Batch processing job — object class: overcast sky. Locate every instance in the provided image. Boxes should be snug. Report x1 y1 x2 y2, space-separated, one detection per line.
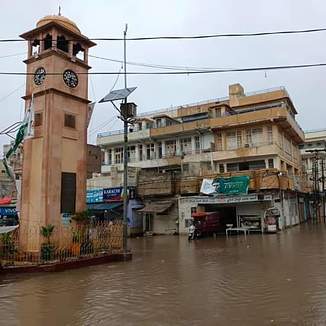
1 0 326 154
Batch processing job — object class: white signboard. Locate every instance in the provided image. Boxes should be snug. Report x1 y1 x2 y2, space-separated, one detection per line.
180 194 272 205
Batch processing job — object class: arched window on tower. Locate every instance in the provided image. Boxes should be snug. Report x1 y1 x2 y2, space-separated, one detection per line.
31 39 40 55
44 34 52 50
57 35 68 53
73 43 85 61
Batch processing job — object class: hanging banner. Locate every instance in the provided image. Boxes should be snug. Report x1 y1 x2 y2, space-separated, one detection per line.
86 189 103 204
103 187 123 202
201 176 250 195
0 207 16 217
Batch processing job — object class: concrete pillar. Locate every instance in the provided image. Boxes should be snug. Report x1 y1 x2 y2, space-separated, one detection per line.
135 145 140 161
28 41 32 57
191 136 196 154
111 149 115 164
162 141 166 158
176 138 181 156
104 150 109 165
84 48 88 64
39 33 44 52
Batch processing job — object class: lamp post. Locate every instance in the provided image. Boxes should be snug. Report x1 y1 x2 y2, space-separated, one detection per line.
99 87 137 251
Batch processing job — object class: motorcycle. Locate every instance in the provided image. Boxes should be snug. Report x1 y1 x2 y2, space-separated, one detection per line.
188 225 196 240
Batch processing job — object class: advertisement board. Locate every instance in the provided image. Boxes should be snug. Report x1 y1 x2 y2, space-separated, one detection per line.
86 189 103 204
103 187 123 202
201 176 250 195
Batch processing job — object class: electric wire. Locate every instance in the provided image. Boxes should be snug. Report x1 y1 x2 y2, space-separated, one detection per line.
3 27 326 42
89 54 220 71
2 62 326 75
0 52 26 59
0 83 25 103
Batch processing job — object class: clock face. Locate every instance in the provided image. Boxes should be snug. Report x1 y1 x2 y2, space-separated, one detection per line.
63 69 78 88
34 67 46 85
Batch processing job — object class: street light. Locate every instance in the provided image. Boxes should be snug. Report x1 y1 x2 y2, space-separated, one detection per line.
99 86 137 251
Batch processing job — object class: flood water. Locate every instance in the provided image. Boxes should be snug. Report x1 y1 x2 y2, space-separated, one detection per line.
1 224 326 325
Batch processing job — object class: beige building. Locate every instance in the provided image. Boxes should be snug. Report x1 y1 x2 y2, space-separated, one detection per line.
95 84 307 234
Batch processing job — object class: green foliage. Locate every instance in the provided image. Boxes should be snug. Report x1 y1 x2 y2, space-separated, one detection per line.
40 243 55 261
71 210 91 224
40 224 55 244
0 233 16 257
72 229 83 243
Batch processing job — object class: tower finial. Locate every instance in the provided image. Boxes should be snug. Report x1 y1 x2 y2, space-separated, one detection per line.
58 5 61 16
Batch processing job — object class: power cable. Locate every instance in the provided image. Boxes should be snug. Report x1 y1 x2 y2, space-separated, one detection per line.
0 52 26 59
3 27 326 42
2 62 326 75
0 83 25 103
89 54 219 71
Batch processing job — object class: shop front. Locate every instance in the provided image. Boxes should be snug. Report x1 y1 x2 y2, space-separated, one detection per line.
178 194 273 234
137 200 178 235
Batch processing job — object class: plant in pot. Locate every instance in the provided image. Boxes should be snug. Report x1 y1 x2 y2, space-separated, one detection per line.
40 224 55 261
0 232 16 259
71 229 82 256
71 210 94 256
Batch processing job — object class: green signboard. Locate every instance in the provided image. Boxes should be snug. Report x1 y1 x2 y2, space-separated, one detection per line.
212 176 250 195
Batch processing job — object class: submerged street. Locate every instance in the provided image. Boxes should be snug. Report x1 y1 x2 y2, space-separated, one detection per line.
1 224 326 325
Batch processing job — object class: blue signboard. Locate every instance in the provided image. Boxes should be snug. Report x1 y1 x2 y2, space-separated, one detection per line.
86 189 103 204
103 187 122 202
0 207 17 217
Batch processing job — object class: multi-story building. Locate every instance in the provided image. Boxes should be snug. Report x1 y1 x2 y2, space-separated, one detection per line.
301 129 326 218
95 83 308 234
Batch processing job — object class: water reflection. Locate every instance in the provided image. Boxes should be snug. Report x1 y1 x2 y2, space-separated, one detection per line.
1 224 326 325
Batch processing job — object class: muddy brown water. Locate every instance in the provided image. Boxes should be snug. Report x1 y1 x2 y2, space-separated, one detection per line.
1 224 326 325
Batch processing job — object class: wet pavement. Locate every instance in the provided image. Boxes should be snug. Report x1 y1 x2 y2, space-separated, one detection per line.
1 224 326 325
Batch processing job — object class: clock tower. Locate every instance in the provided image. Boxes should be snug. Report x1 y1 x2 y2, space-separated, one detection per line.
19 15 96 251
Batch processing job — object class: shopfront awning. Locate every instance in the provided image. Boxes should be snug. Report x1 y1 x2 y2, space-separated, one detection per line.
138 201 173 214
87 202 123 211
0 225 19 234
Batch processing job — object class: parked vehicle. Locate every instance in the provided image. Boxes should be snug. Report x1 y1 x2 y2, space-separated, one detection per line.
191 211 223 237
188 224 196 240
264 207 280 233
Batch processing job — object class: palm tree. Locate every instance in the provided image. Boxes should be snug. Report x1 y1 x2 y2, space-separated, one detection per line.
40 224 55 244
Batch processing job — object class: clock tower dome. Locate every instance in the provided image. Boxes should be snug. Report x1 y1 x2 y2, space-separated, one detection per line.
19 15 96 251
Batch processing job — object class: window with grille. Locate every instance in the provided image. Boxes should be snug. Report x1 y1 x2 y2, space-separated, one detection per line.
251 128 263 146
268 159 274 168
180 137 192 154
165 140 176 157
226 132 237 150
64 113 76 129
215 133 223 151
146 143 155 160
237 130 242 148
115 148 123 164
127 146 136 162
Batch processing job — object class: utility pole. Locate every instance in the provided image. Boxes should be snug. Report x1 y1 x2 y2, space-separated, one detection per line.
320 157 325 222
99 24 137 252
306 148 326 223
122 24 128 251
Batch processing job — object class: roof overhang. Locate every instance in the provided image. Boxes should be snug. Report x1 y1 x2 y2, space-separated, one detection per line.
20 21 96 48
